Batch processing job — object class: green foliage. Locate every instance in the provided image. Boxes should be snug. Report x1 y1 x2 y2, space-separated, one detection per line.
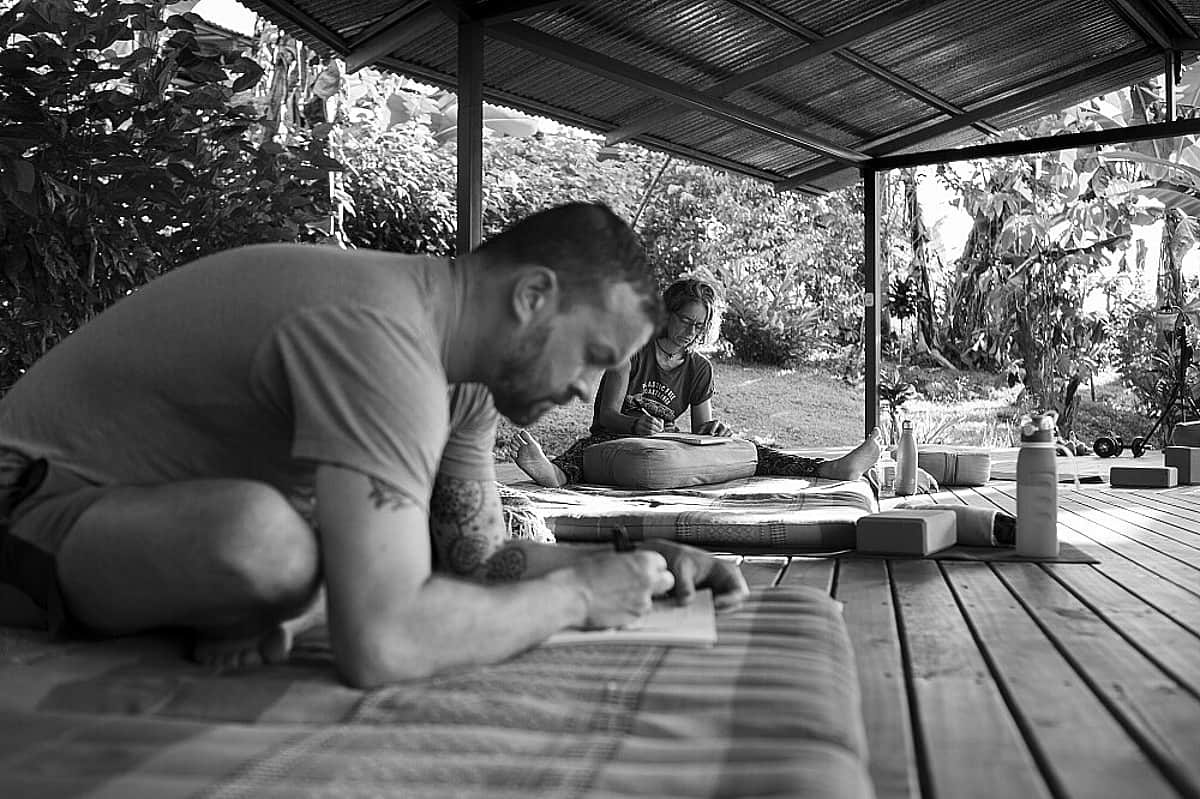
0 0 334 391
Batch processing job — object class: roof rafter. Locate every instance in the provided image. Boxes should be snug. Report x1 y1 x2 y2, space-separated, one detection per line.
487 21 868 163
606 0 961 146
725 0 1000 137
245 0 346 52
776 44 1154 191
868 114 1200 170
472 0 583 22
371 52 794 184
1107 0 1176 49
346 7 444 72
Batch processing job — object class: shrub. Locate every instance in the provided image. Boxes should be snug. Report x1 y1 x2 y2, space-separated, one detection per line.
0 0 334 391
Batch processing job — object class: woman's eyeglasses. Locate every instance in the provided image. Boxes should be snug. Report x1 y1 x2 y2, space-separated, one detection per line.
672 311 707 332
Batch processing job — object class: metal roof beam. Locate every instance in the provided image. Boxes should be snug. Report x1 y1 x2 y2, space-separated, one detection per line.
726 0 999 137
1107 0 1174 49
371 54 792 184
244 0 346 53
488 21 867 164
472 1 584 21
867 115 1200 171
346 7 444 72
606 0 958 145
775 45 1153 191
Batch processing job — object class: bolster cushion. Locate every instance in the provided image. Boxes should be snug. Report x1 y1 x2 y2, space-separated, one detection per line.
916 447 992 486
582 436 759 489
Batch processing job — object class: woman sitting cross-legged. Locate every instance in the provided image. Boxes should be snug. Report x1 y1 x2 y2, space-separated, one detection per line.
515 277 890 489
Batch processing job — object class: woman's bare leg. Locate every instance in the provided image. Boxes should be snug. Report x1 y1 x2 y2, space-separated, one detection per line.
817 427 883 480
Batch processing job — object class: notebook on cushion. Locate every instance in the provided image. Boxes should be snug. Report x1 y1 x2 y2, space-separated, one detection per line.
652 432 730 446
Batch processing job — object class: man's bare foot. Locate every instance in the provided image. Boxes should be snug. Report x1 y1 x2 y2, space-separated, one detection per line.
193 595 326 670
818 427 883 481
514 430 567 487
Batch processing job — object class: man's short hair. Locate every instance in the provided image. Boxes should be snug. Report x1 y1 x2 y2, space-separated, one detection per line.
476 202 662 323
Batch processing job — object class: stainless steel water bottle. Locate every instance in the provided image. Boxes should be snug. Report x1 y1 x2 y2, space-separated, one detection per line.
895 420 918 496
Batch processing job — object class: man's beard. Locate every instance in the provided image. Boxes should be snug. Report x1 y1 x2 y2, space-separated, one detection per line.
491 320 556 427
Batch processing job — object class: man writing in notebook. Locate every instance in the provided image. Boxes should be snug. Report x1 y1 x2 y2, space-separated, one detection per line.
0 202 749 688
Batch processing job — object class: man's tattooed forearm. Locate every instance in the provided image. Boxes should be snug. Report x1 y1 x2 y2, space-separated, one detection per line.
485 546 528 582
367 476 414 511
447 534 490 574
430 476 484 525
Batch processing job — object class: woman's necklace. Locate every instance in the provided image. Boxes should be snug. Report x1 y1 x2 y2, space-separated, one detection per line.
655 338 683 369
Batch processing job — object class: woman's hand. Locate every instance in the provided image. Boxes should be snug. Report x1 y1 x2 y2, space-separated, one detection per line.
631 412 664 436
697 419 733 437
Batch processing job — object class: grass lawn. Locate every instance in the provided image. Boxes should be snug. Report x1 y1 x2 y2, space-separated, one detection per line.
494 359 1154 461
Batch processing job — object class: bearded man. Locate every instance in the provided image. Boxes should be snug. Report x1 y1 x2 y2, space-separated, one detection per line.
0 202 748 688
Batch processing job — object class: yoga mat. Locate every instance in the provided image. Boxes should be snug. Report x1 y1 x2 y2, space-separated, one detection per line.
847 541 1097 564
988 447 1165 484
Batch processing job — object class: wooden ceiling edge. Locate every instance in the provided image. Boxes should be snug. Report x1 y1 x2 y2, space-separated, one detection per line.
606 0 972 146
486 21 866 164
775 45 1156 191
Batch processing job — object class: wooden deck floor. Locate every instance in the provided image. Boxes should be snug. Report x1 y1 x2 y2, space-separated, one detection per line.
734 481 1200 799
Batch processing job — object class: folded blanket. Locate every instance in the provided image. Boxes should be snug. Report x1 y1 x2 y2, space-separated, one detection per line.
507 476 878 553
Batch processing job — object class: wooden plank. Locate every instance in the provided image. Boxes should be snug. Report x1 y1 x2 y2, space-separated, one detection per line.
1066 490 1200 565
1048 562 1200 699
1086 488 1200 551
946 562 1180 798
835 559 920 799
891 559 1051 799
1055 492 1200 591
739 556 787 588
998 563 1200 795
775 556 836 593
988 484 1200 635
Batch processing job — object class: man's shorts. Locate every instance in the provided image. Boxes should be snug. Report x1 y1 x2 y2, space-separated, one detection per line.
0 447 108 636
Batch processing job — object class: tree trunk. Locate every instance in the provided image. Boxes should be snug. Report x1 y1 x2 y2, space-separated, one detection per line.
902 168 938 351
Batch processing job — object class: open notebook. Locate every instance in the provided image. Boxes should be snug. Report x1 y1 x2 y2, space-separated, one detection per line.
651 432 730 446
542 589 717 647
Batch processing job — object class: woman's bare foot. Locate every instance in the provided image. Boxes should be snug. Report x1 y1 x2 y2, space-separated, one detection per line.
818 427 883 481
514 430 567 487
193 594 326 670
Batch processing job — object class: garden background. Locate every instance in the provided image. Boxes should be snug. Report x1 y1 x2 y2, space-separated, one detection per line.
4 0 1200 460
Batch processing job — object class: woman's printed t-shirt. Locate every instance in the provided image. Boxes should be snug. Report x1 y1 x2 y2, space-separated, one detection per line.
591 340 714 434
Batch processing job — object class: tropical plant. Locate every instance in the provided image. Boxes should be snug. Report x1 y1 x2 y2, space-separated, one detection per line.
0 0 335 390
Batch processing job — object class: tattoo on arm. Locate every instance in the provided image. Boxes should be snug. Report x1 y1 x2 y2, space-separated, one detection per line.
368 476 415 511
429 474 507 577
485 546 528 582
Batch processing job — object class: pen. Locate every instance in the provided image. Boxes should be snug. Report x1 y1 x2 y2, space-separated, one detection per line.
611 525 637 552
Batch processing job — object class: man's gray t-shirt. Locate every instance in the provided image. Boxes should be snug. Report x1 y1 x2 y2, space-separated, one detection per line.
0 243 496 511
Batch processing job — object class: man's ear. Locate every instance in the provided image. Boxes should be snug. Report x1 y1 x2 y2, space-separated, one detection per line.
511 266 559 323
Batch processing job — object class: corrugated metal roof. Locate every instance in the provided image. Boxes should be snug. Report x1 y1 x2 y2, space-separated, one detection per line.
242 0 1200 192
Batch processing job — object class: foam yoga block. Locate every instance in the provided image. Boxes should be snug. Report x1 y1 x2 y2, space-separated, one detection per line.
1171 421 1200 446
916 448 992 486
1164 446 1200 484
897 502 1015 546
1109 465 1178 488
582 436 758 489
855 508 957 555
